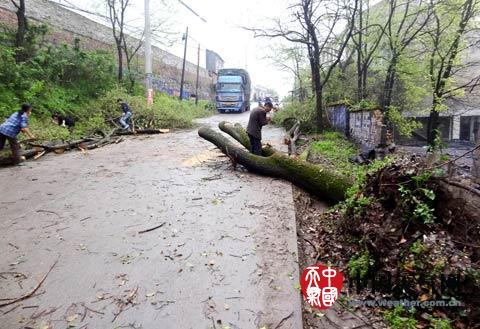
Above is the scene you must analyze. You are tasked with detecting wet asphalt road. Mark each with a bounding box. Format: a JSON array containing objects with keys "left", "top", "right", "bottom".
[{"left": 0, "top": 112, "right": 302, "bottom": 329}]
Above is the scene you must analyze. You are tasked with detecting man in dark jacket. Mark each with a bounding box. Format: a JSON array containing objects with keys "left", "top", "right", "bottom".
[
  {"left": 117, "top": 99, "right": 133, "bottom": 130},
  {"left": 246, "top": 101, "right": 273, "bottom": 155}
]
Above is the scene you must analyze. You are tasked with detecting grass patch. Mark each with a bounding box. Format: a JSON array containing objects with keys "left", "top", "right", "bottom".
[{"left": 309, "top": 131, "right": 358, "bottom": 175}]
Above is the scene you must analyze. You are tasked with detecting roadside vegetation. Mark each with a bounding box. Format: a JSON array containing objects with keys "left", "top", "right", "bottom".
[
  {"left": 0, "top": 20, "right": 213, "bottom": 146},
  {"left": 263, "top": 1, "right": 480, "bottom": 325},
  {"left": 287, "top": 129, "right": 479, "bottom": 327}
]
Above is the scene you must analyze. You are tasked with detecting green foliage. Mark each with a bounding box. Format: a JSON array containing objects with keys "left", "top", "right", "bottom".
[
  {"left": 309, "top": 132, "right": 358, "bottom": 175},
  {"left": 430, "top": 318, "right": 452, "bottom": 329},
  {"left": 427, "top": 129, "right": 448, "bottom": 153},
  {"left": 305, "top": 131, "right": 394, "bottom": 216},
  {"left": 0, "top": 29, "right": 116, "bottom": 120},
  {"left": 27, "top": 117, "right": 71, "bottom": 142},
  {"left": 91, "top": 88, "right": 215, "bottom": 131},
  {"left": 386, "top": 106, "right": 422, "bottom": 138},
  {"left": 272, "top": 100, "right": 316, "bottom": 132},
  {"left": 0, "top": 25, "right": 214, "bottom": 141},
  {"left": 409, "top": 240, "right": 426, "bottom": 256},
  {"left": 384, "top": 306, "right": 417, "bottom": 329},
  {"left": 348, "top": 251, "right": 373, "bottom": 279},
  {"left": 398, "top": 172, "right": 436, "bottom": 224}
]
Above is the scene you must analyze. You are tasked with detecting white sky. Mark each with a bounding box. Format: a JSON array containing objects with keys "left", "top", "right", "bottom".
[{"left": 53, "top": 0, "right": 294, "bottom": 97}]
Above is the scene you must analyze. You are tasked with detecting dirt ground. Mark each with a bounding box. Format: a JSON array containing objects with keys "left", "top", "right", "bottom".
[
  {"left": 293, "top": 188, "right": 387, "bottom": 329},
  {"left": 0, "top": 113, "right": 302, "bottom": 329}
]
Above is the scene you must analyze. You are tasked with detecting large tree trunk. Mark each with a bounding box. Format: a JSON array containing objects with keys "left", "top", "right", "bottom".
[
  {"left": 427, "top": 107, "right": 440, "bottom": 146},
  {"left": 218, "top": 121, "right": 275, "bottom": 156},
  {"left": 310, "top": 52, "right": 323, "bottom": 132},
  {"left": 472, "top": 129, "right": 480, "bottom": 183},
  {"left": 116, "top": 41, "right": 124, "bottom": 81},
  {"left": 12, "top": 0, "right": 28, "bottom": 63},
  {"left": 198, "top": 126, "right": 352, "bottom": 203}
]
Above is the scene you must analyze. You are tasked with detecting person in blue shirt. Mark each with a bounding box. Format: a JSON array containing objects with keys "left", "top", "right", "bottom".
[
  {"left": 0, "top": 104, "right": 35, "bottom": 165},
  {"left": 117, "top": 99, "right": 132, "bottom": 130}
]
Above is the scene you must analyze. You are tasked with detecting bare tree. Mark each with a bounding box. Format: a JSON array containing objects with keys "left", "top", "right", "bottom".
[
  {"left": 266, "top": 45, "right": 307, "bottom": 102},
  {"left": 122, "top": 14, "right": 177, "bottom": 92},
  {"left": 350, "top": 0, "right": 388, "bottom": 101},
  {"left": 426, "top": 0, "right": 480, "bottom": 146},
  {"left": 249, "top": 0, "right": 359, "bottom": 131},
  {"left": 381, "top": 0, "right": 433, "bottom": 112},
  {"left": 10, "top": 0, "right": 28, "bottom": 62},
  {"left": 106, "top": 0, "right": 129, "bottom": 82},
  {"left": 122, "top": 29, "right": 144, "bottom": 92}
]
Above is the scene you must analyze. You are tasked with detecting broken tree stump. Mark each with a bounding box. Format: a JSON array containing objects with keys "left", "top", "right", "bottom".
[{"left": 198, "top": 126, "right": 352, "bottom": 202}]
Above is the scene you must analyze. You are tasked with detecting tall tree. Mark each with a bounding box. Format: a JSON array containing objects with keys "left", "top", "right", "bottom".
[
  {"left": 11, "top": 0, "right": 28, "bottom": 62},
  {"left": 350, "top": 0, "right": 387, "bottom": 101},
  {"left": 376, "top": 0, "right": 433, "bottom": 145},
  {"left": 250, "top": 0, "right": 359, "bottom": 131},
  {"left": 425, "top": 0, "right": 480, "bottom": 146},
  {"left": 381, "top": 0, "right": 433, "bottom": 112},
  {"left": 106, "top": 0, "right": 129, "bottom": 82},
  {"left": 266, "top": 45, "right": 307, "bottom": 102}
]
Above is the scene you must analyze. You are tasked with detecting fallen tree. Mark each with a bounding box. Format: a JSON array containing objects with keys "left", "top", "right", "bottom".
[
  {"left": 0, "top": 128, "right": 169, "bottom": 166},
  {"left": 218, "top": 121, "right": 275, "bottom": 156},
  {"left": 198, "top": 125, "right": 352, "bottom": 202}
]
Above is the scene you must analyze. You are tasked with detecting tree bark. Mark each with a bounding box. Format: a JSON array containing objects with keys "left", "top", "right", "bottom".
[
  {"left": 116, "top": 42, "right": 124, "bottom": 81},
  {"left": 12, "top": 0, "right": 28, "bottom": 63},
  {"left": 198, "top": 126, "right": 352, "bottom": 203},
  {"left": 472, "top": 128, "right": 480, "bottom": 183}
]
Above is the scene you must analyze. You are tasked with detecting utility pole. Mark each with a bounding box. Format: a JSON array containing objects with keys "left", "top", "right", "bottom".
[
  {"left": 195, "top": 43, "right": 200, "bottom": 105},
  {"left": 179, "top": 26, "right": 188, "bottom": 101},
  {"left": 145, "top": 0, "right": 153, "bottom": 105}
]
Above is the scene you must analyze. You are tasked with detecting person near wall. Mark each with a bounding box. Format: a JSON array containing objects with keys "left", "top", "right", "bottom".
[
  {"left": 246, "top": 101, "right": 273, "bottom": 156},
  {"left": 117, "top": 99, "right": 133, "bottom": 130},
  {"left": 52, "top": 113, "right": 75, "bottom": 132},
  {"left": 0, "top": 103, "right": 36, "bottom": 165}
]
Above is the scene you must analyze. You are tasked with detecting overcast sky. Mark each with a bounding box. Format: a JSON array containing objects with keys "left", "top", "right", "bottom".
[{"left": 53, "top": 0, "right": 294, "bottom": 97}]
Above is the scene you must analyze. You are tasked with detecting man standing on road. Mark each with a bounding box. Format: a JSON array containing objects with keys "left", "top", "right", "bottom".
[
  {"left": 246, "top": 101, "right": 273, "bottom": 156},
  {"left": 117, "top": 99, "right": 133, "bottom": 130},
  {"left": 0, "top": 103, "right": 35, "bottom": 165}
]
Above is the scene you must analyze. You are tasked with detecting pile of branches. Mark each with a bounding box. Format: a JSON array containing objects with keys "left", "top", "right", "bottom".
[
  {"left": 308, "top": 157, "right": 479, "bottom": 327},
  {"left": 0, "top": 128, "right": 169, "bottom": 166}
]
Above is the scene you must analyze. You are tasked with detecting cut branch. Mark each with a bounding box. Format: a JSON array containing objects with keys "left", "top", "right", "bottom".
[{"left": 0, "top": 258, "right": 59, "bottom": 308}]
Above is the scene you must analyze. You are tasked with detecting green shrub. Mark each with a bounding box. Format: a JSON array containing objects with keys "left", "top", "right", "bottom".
[
  {"left": 384, "top": 306, "right": 417, "bottom": 329},
  {"left": 0, "top": 27, "right": 214, "bottom": 139},
  {"left": 348, "top": 251, "right": 372, "bottom": 279},
  {"left": 89, "top": 88, "right": 214, "bottom": 130},
  {"left": 272, "top": 99, "right": 316, "bottom": 132}
]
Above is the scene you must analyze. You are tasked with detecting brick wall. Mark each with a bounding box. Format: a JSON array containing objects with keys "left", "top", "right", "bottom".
[{"left": 0, "top": 0, "right": 214, "bottom": 98}]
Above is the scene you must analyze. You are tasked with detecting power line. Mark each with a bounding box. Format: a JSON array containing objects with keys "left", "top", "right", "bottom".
[{"left": 177, "top": 0, "right": 207, "bottom": 23}]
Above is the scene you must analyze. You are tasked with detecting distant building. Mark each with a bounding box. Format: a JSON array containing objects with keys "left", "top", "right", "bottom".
[
  {"left": 206, "top": 49, "right": 224, "bottom": 76},
  {"left": 253, "top": 85, "right": 269, "bottom": 102}
]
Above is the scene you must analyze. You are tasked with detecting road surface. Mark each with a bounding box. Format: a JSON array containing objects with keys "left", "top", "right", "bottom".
[{"left": 0, "top": 112, "right": 302, "bottom": 329}]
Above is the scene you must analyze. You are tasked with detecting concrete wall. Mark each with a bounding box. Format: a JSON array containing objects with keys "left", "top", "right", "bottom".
[
  {"left": 349, "top": 109, "right": 383, "bottom": 148},
  {"left": 327, "top": 104, "right": 383, "bottom": 148},
  {"left": 326, "top": 104, "right": 349, "bottom": 136},
  {"left": 0, "top": 0, "right": 214, "bottom": 98}
]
